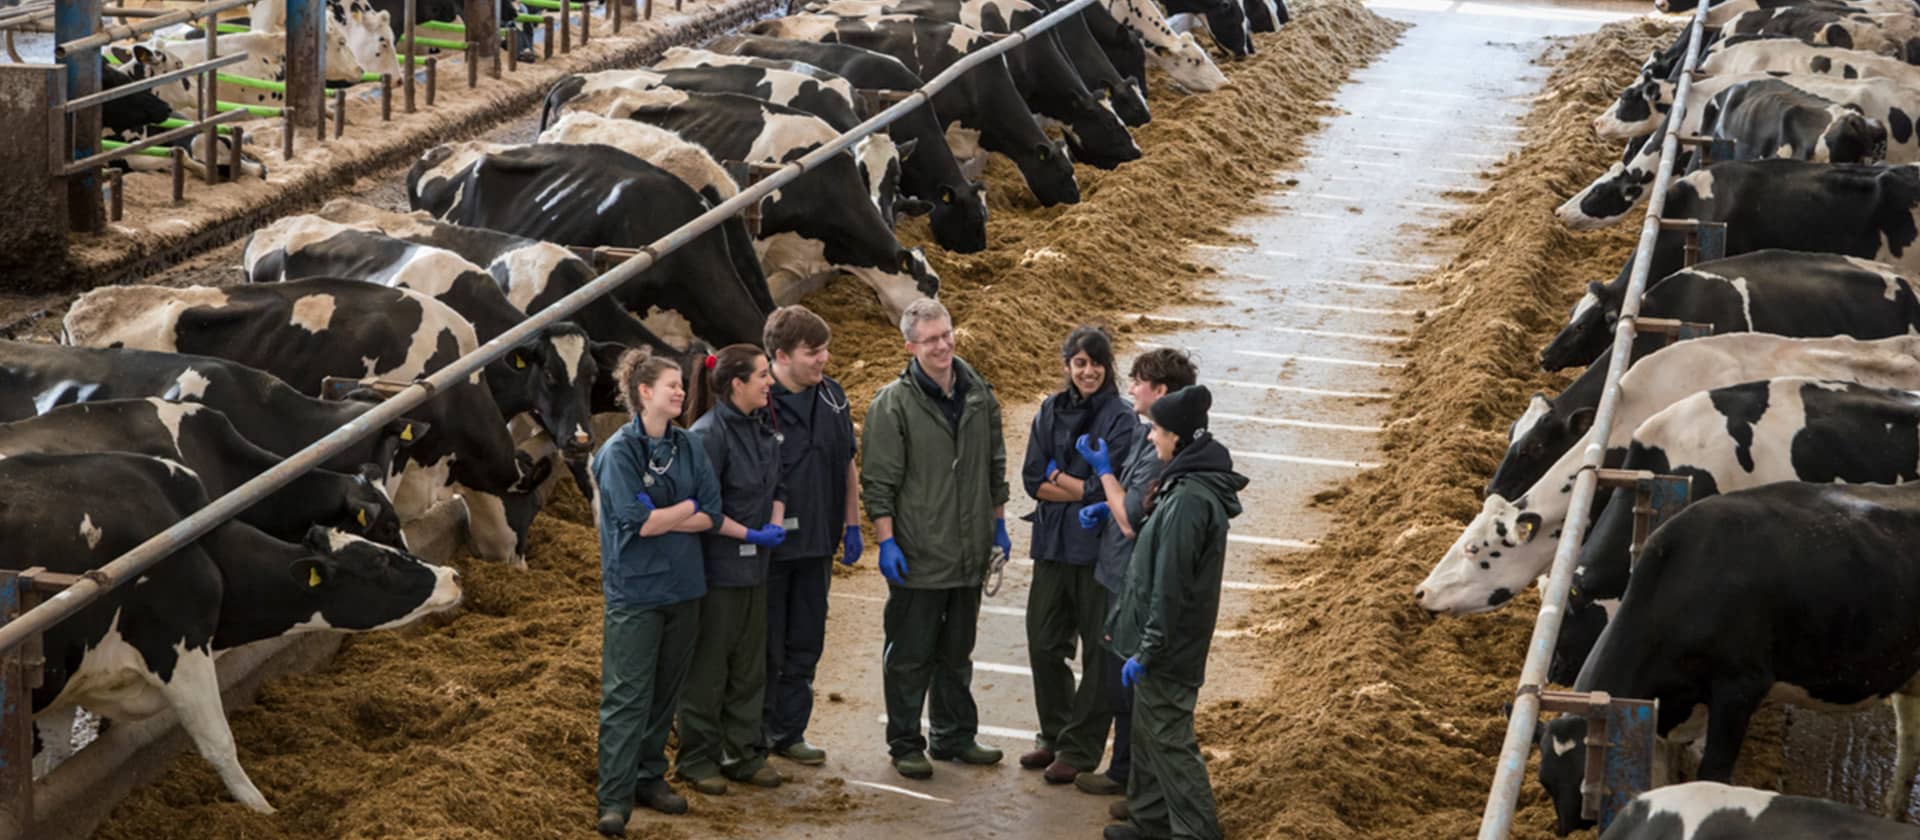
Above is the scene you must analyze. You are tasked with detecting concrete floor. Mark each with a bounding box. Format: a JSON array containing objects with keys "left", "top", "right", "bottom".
[{"left": 623, "top": 1, "right": 1647, "bottom": 837}]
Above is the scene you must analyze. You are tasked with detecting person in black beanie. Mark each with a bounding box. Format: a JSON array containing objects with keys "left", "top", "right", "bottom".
[{"left": 1104, "top": 385, "right": 1247, "bottom": 840}]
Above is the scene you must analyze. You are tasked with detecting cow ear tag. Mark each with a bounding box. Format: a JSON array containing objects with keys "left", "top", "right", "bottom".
[
  {"left": 357, "top": 508, "right": 369, "bottom": 528},
  {"left": 513, "top": 354, "right": 527, "bottom": 369},
  {"left": 308, "top": 567, "right": 323, "bottom": 588},
  {"left": 1515, "top": 519, "right": 1535, "bottom": 542},
  {"left": 400, "top": 423, "right": 414, "bottom": 442}
]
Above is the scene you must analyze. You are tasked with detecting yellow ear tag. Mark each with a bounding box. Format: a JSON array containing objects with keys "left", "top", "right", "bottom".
[
  {"left": 514, "top": 355, "right": 527, "bottom": 369},
  {"left": 400, "top": 424, "right": 414, "bottom": 442},
  {"left": 308, "top": 568, "right": 322, "bottom": 587},
  {"left": 356, "top": 509, "right": 369, "bottom": 527}
]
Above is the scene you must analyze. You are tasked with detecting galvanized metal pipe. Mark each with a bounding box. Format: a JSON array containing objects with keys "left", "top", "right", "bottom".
[
  {"left": 62, "top": 107, "right": 248, "bottom": 174},
  {"left": 60, "top": 52, "right": 245, "bottom": 112},
  {"left": 0, "top": 0, "right": 1099, "bottom": 662},
  {"left": 54, "top": 0, "right": 253, "bottom": 56},
  {"left": 1475, "top": 4, "right": 1712, "bottom": 837}
]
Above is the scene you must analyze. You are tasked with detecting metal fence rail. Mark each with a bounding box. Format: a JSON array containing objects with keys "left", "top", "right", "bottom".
[
  {"left": 1475, "top": 2, "right": 1713, "bottom": 836},
  {"left": 0, "top": 0, "right": 1098, "bottom": 690}
]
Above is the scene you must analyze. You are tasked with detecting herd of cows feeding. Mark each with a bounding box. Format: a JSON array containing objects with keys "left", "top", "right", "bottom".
[
  {"left": 1412, "top": 0, "right": 1920, "bottom": 834},
  {"left": 16, "top": 0, "right": 1299, "bottom": 828}
]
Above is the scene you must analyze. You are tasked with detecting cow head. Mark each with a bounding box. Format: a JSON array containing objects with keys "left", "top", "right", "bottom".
[
  {"left": 1549, "top": 591, "right": 1615, "bottom": 686},
  {"left": 115, "top": 39, "right": 199, "bottom": 112},
  {"left": 849, "top": 249, "right": 940, "bottom": 325},
  {"left": 1597, "top": 72, "right": 1672, "bottom": 141},
  {"left": 1540, "top": 281, "right": 1621, "bottom": 371},
  {"left": 927, "top": 178, "right": 989, "bottom": 254},
  {"left": 495, "top": 324, "right": 598, "bottom": 459},
  {"left": 1150, "top": 31, "right": 1229, "bottom": 92},
  {"left": 100, "top": 62, "right": 174, "bottom": 137},
  {"left": 344, "top": 468, "right": 409, "bottom": 550},
  {"left": 333, "top": 2, "right": 400, "bottom": 80},
  {"left": 1557, "top": 162, "right": 1653, "bottom": 230},
  {"left": 1414, "top": 494, "right": 1551, "bottom": 615},
  {"left": 1537, "top": 715, "right": 1595, "bottom": 836},
  {"left": 1058, "top": 93, "right": 1141, "bottom": 169},
  {"left": 1654, "top": 0, "right": 1699, "bottom": 13},
  {"left": 1489, "top": 393, "right": 1593, "bottom": 497},
  {"left": 854, "top": 133, "right": 908, "bottom": 223},
  {"left": 290, "top": 525, "right": 462, "bottom": 632},
  {"left": 1817, "top": 105, "right": 1889, "bottom": 164},
  {"left": 1015, "top": 139, "right": 1080, "bottom": 207}
]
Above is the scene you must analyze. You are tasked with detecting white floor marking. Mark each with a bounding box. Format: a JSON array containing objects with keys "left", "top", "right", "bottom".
[
  {"left": 1231, "top": 535, "right": 1318, "bottom": 549},
  {"left": 1292, "top": 192, "right": 1461, "bottom": 212},
  {"left": 1268, "top": 324, "right": 1411, "bottom": 344},
  {"left": 1237, "top": 450, "right": 1384, "bottom": 470},
  {"left": 1215, "top": 378, "right": 1393, "bottom": 400},
  {"left": 1193, "top": 243, "right": 1441, "bottom": 272},
  {"left": 1217, "top": 273, "right": 1410, "bottom": 293},
  {"left": 1278, "top": 300, "right": 1423, "bottom": 317},
  {"left": 1234, "top": 348, "right": 1407, "bottom": 368},
  {"left": 847, "top": 781, "right": 955, "bottom": 803},
  {"left": 1208, "top": 410, "right": 1384, "bottom": 433},
  {"left": 1224, "top": 580, "right": 1286, "bottom": 592}
]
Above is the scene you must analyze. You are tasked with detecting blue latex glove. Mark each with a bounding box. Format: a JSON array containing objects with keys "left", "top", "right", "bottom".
[
  {"left": 1076, "top": 434, "right": 1112, "bottom": 478},
  {"left": 745, "top": 523, "right": 787, "bottom": 547},
  {"left": 688, "top": 497, "right": 701, "bottom": 515},
  {"left": 1078, "top": 501, "right": 1110, "bottom": 530},
  {"left": 634, "top": 491, "right": 656, "bottom": 512},
  {"left": 841, "top": 525, "right": 864, "bottom": 566},
  {"left": 1046, "top": 458, "right": 1060, "bottom": 482},
  {"left": 878, "top": 538, "right": 909, "bottom": 585},
  {"left": 993, "top": 518, "right": 1011, "bottom": 563},
  {"left": 1121, "top": 656, "right": 1145, "bottom": 688}
]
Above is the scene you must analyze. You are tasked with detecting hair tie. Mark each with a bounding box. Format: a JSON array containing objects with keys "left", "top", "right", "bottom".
[{"left": 704, "top": 354, "right": 718, "bottom": 371}]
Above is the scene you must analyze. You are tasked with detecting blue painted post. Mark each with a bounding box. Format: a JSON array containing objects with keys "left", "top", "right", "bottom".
[
  {"left": 57, "top": 0, "right": 103, "bottom": 233},
  {"left": 1599, "top": 697, "right": 1659, "bottom": 831},
  {"left": 286, "top": 0, "right": 324, "bottom": 130}
]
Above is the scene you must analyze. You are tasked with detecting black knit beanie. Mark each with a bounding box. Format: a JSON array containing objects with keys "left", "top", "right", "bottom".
[{"left": 1150, "top": 384, "right": 1212, "bottom": 443}]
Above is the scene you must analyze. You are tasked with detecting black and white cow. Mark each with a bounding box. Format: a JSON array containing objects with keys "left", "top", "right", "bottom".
[
  {"left": 1543, "top": 160, "right": 1920, "bottom": 371},
  {"left": 1660, "top": 0, "right": 1920, "bottom": 28},
  {"left": 1034, "top": 0, "right": 1155, "bottom": 124},
  {"left": 406, "top": 140, "right": 775, "bottom": 348},
  {"left": 807, "top": 0, "right": 1151, "bottom": 127},
  {"left": 1537, "top": 479, "right": 1920, "bottom": 833},
  {"left": 1555, "top": 378, "right": 1920, "bottom": 682},
  {"left": 61, "top": 279, "right": 539, "bottom": 566},
  {"left": 1598, "top": 40, "right": 1920, "bottom": 142},
  {"left": 1421, "top": 333, "right": 1920, "bottom": 616},
  {"left": 17, "top": 451, "right": 460, "bottom": 814},
  {"left": 99, "top": 61, "right": 173, "bottom": 139},
  {"left": 0, "top": 340, "right": 422, "bottom": 479},
  {"left": 242, "top": 215, "right": 601, "bottom": 461},
  {"left": 569, "top": 88, "right": 941, "bottom": 320},
  {"left": 538, "top": 65, "right": 915, "bottom": 225},
  {"left": 0, "top": 398, "right": 405, "bottom": 549},
  {"left": 116, "top": 3, "right": 398, "bottom": 110},
  {"left": 1598, "top": 782, "right": 1920, "bottom": 840},
  {"left": 706, "top": 33, "right": 1078, "bottom": 207},
  {"left": 1722, "top": 5, "right": 1920, "bottom": 59},
  {"left": 656, "top": 44, "right": 991, "bottom": 252},
  {"left": 1098, "top": 0, "right": 1228, "bottom": 90},
  {"left": 1080, "top": 3, "right": 1149, "bottom": 104},
  {"left": 1489, "top": 332, "right": 1920, "bottom": 501},
  {"left": 760, "top": 12, "right": 1140, "bottom": 168},
  {"left": 1563, "top": 73, "right": 1911, "bottom": 229}
]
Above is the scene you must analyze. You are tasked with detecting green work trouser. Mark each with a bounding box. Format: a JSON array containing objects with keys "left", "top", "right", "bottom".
[
  {"left": 882, "top": 584, "right": 982, "bottom": 757},
  {"left": 1026, "top": 559, "right": 1112, "bottom": 769},
  {"left": 1128, "top": 673, "right": 1222, "bottom": 840},
  {"left": 597, "top": 599, "right": 700, "bottom": 818},
  {"left": 676, "top": 583, "right": 770, "bottom": 781}
]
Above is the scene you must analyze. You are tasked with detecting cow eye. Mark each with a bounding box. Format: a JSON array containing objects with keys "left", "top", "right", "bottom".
[{"left": 899, "top": 254, "right": 913, "bottom": 272}]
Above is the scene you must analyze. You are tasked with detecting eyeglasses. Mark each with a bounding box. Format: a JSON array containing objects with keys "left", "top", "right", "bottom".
[{"left": 908, "top": 329, "right": 954, "bottom": 347}]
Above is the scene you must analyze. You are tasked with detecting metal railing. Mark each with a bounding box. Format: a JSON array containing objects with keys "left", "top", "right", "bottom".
[
  {"left": 1475, "top": 1, "right": 1713, "bottom": 836},
  {"left": 0, "top": 0, "right": 1096, "bottom": 760}
]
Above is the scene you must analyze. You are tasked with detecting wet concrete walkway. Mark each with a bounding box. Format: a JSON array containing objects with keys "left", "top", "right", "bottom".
[{"left": 627, "top": 1, "right": 1639, "bottom": 836}]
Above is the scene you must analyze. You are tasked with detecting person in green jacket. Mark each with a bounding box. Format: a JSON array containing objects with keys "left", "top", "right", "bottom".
[
  {"left": 861, "top": 297, "right": 1014, "bottom": 780},
  {"left": 591, "top": 347, "right": 723, "bottom": 838},
  {"left": 1105, "top": 385, "right": 1247, "bottom": 840}
]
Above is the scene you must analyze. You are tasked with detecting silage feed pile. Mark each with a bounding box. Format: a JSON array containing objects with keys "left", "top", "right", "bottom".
[
  {"left": 92, "top": 1, "right": 1403, "bottom": 837},
  {"left": 1196, "top": 18, "right": 1689, "bottom": 840}
]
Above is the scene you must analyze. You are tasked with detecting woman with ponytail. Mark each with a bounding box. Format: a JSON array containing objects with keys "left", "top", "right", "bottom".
[
  {"left": 1103, "top": 385, "right": 1247, "bottom": 840},
  {"left": 679, "top": 344, "right": 788, "bottom": 794},
  {"left": 592, "top": 347, "right": 722, "bottom": 837},
  {"left": 1018, "top": 325, "right": 1138, "bottom": 783}
]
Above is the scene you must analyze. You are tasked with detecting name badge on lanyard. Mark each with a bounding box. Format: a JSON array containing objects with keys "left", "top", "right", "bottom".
[
  {"left": 783, "top": 517, "right": 800, "bottom": 531},
  {"left": 739, "top": 543, "right": 758, "bottom": 557}
]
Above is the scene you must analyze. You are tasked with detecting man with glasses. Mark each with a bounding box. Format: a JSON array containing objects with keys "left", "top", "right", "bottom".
[{"left": 860, "top": 297, "right": 1013, "bottom": 779}]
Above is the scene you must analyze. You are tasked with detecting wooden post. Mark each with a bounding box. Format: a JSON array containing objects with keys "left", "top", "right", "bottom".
[
  {"left": 403, "top": 0, "right": 417, "bottom": 113},
  {"left": 611, "top": 0, "right": 620, "bottom": 34},
  {"left": 0, "top": 577, "right": 34, "bottom": 835},
  {"left": 542, "top": 14, "right": 553, "bottom": 59},
  {"left": 579, "top": 0, "right": 588, "bottom": 45},
  {"left": 285, "top": 0, "right": 323, "bottom": 130},
  {"left": 425, "top": 55, "right": 436, "bottom": 106},
  {"left": 380, "top": 72, "right": 392, "bottom": 120},
  {"left": 202, "top": 10, "right": 218, "bottom": 184},
  {"left": 505, "top": 34, "right": 516, "bottom": 72},
  {"left": 491, "top": 33, "right": 502, "bottom": 78},
  {"left": 107, "top": 167, "right": 123, "bottom": 220},
  {"left": 460, "top": 0, "right": 496, "bottom": 80},
  {"left": 559, "top": 0, "right": 570, "bottom": 52},
  {"left": 332, "top": 87, "right": 344, "bottom": 138},
  {"left": 58, "top": 0, "right": 103, "bottom": 233},
  {"left": 465, "top": 41, "right": 477, "bottom": 88},
  {"left": 282, "top": 106, "right": 295, "bottom": 160},
  {"left": 170, "top": 146, "right": 186, "bottom": 203},
  {"left": 229, "top": 126, "right": 244, "bottom": 180}
]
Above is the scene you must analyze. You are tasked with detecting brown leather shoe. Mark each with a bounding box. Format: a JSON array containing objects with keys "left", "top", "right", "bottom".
[
  {"left": 1019, "top": 748, "right": 1055, "bottom": 769},
  {"left": 1043, "top": 759, "right": 1080, "bottom": 784}
]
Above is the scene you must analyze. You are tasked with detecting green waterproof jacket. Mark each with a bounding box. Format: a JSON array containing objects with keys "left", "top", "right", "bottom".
[
  {"left": 1108, "top": 435, "right": 1247, "bottom": 689},
  {"left": 860, "top": 356, "right": 1011, "bottom": 590}
]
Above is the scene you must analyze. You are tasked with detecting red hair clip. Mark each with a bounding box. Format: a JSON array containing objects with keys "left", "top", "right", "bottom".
[{"left": 704, "top": 354, "right": 718, "bottom": 370}]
